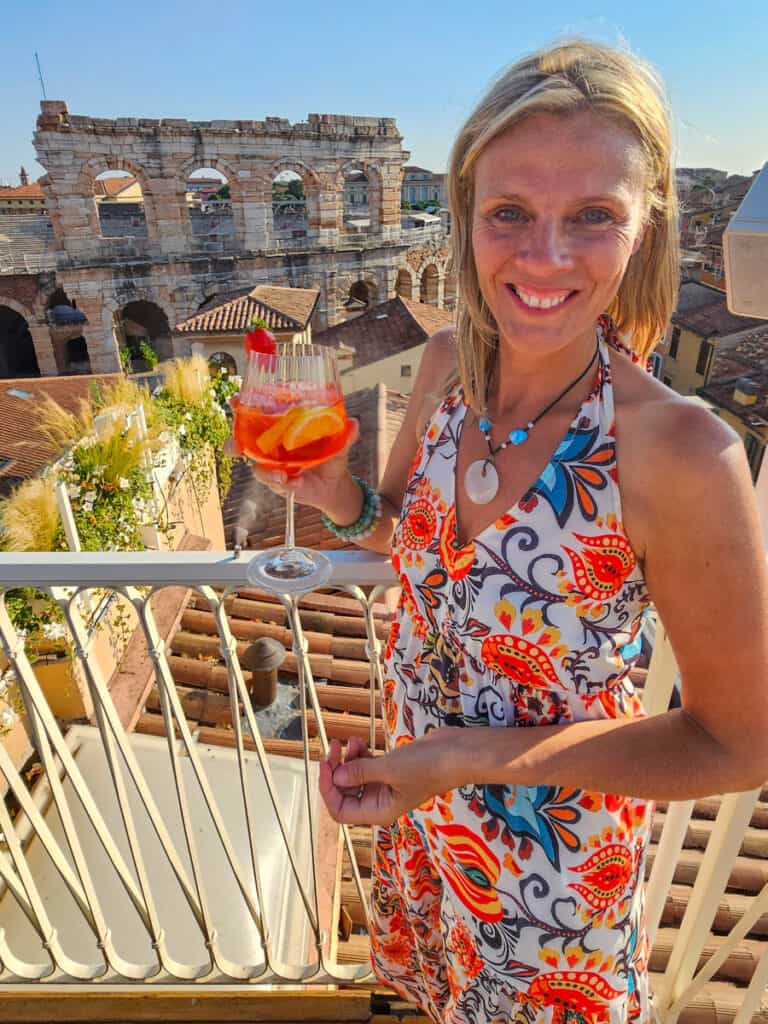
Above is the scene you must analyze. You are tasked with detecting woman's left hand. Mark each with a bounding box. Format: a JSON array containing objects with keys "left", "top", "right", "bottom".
[{"left": 319, "top": 729, "right": 467, "bottom": 826}]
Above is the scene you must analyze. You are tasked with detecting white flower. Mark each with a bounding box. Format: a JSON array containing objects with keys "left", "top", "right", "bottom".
[
  {"left": 0, "top": 670, "right": 15, "bottom": 697},
  {"left": 118, "top": 477, "right": 130, "bottom": 490},
  {"left": 185, "top": 412, "right": 193, "bottom": 420},
  {"left": 232, "top": 375, "right": 242, "bottom": 388},
  {"left": 42, "top": 622, "right": 67, "bottom": 641},
  {"left": 67, "top": 483, "right": 80, "bottom": 499},
  {"left": 84, "top": 491, "right": 97, "bottom": 503},
  {"left": 179, "top": 425, "right": 187, "bottom": 436},
  {"left": 0, "top": 709, "right": 17, "bottom": 729}
]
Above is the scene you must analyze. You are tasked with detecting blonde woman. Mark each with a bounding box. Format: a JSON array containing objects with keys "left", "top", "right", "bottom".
[{"left": 233, "top": 39, "right": 768, "bottom": 1024}]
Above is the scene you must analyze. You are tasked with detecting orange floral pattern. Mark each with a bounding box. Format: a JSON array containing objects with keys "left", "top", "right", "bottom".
[{"left": 370, "top": 320, "right": 654, "bottom": 1024}]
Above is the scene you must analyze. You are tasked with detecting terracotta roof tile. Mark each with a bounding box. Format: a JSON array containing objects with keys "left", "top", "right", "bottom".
[
  {"left": 672, "top": 291, "right": 766, "bottom": 338},
  {"left": 0, "top": 374, "right": 123, "bottom": 494},
  {"left": 175, "top": 285, "right": 319, "bottom": 335},
  {"left": 94, "top": 175, "right": 137, "bottom": 197},
  {"left": 0, "top": 184, "right": 45, "bottom": 199},
  {"left": 314, "top": 296, "right": 454, "bottom": 371}
]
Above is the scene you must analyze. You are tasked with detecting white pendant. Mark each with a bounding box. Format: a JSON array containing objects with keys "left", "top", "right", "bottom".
[{"left": 465, "top": 458, "right": 499, "bottom": 504}]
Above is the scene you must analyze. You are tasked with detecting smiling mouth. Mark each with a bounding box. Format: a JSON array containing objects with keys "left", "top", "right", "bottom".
[{"left": 506, "top": 284, "right": 579, "bottom": 312}]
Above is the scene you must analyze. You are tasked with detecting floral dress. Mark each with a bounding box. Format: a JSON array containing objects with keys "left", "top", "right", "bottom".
[{"left": 371, "top": 317, "right": 654, "bottom": 1024}]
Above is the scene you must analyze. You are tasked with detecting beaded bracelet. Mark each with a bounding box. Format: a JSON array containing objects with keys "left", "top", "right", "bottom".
[{"left": 321, "top": 477, "right": 383, "bottom": 540}]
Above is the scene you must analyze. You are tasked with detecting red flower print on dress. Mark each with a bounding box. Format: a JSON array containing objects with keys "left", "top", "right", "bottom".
[
  {"left": 401, "top": 497, "right": 438, "bottom": 550},
  {"left": 481, "top": 634, "right": 564, "bottom": 691},
  {"left": 562, "top": 531, "right": 635, "bottom": 600},
  {"left": 568, "top": 843, "right": 633, "bottom": 910},
  {"left": 438, "top": 507, "right": 475, "bottom": 580},
  {"left": 428, "top": 822, "right": 503, "bottom": 922},
  {"left": 524, "top": 969, "right": 624, "bottom": 1024}
]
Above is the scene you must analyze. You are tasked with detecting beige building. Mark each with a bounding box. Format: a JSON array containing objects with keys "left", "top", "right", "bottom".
[
  {"left": 174, "top": 284, "right": 319, "bottom": 377},
  {"left": 660, "top": 281, "right": 767, "bottom": 396},
  {"left": 0, "top": 183, "right": 46, "bottom": 215},
  {"left": 698, "top": 327, "right": 768, "bottom": 481},
  {"left": 314, "top": 295, "right": 453, "bottom": 394}
]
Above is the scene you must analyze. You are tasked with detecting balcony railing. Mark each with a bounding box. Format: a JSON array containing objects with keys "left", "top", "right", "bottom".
[{"left": 0, "top": 550, "right": 766, "bottom": 1022}]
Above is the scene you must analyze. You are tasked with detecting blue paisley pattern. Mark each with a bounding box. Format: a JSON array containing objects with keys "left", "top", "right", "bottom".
[{"left": 370, "top": 317, "right": 655, "bottom": 1024}]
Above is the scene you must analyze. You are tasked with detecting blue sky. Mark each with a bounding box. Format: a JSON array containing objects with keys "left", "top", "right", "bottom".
[{"left": 1, "top": 0, "right": 766, "bottom": 185}]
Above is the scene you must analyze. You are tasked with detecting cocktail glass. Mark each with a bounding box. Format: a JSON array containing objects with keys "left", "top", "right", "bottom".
[{"left": 234, "top": 343, "right": 352, "bottom": 593}]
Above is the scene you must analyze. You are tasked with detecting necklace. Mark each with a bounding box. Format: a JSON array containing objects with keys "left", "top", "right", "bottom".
[{"left": 464, "top": 341, "right": 600, "bottom": 505}]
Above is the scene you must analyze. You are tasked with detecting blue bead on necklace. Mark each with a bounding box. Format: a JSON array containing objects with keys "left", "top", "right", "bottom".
[{"left": 464, "top": 341, "right": 600, "bottom": 506}]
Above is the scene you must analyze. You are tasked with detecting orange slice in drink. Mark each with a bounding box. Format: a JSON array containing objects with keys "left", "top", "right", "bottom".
[
  {"left": 255, "top": 406, "right": 304, "bottom": 456},
  {"left": 282, "top": 405, "right": 345, "bottom": 451}
]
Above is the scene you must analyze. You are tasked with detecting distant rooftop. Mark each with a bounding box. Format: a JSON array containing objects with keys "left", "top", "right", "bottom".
[
  {"left": 672, "top": 282, "right": 767, "bottom": 338},
  {"left": 175, "top": 285, "right": 320, "bottom": 335},
  {"left": 314, "top": 296, "right": 454, "bottom": 371}
]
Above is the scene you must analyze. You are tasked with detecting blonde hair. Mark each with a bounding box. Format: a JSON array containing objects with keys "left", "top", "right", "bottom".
[{"left": 448, "top": 38, "right": 679, "bottom": 410}]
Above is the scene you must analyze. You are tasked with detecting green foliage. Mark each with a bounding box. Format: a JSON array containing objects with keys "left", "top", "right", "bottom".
[
  {"left": 154, "top": 367, "right": 236, "bottom": 502},
  {"left": 138, "top": 339, "right": 159, "bottom": 369},
  {"left": 120, "top": 347, "right": 132, "bottom": 372}
]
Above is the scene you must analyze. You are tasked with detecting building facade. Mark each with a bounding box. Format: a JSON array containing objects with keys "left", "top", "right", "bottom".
[{"left": 0, "top": 101, "right": 453, "bottom": 378}]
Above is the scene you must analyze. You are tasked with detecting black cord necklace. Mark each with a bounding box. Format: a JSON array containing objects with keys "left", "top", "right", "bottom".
[{"left": 464, "top": 341, "right": 600, "bottom": 505}]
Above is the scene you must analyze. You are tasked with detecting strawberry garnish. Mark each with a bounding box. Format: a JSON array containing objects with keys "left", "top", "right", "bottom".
[{"left": 245, "top": 317, "right": 277, "bottom": 354}]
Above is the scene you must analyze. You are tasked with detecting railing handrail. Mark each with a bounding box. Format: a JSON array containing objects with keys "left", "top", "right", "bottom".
[{"left": 0, "top": 549, "right": 395, "bottom": 588}]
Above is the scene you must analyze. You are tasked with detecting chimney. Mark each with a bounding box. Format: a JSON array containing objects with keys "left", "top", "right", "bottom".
[
  {"left": 240, "top": 636, "right": 286, "bottom": 708},
  {"left": 733, "top": 377, "right": 760, "bottom": 406},
  {"left": 19, "top": 166, "right": 28, "bottom": 187}
]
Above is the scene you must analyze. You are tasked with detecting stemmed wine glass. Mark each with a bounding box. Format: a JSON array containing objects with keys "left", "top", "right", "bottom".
[{"left": 234, "top": 342, "right": 352, "bottom": 594}]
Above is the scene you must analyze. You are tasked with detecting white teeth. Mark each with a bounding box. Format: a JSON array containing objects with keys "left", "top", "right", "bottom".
[{"left": 514, "top": 287, "right": 571, "bottom": 309}]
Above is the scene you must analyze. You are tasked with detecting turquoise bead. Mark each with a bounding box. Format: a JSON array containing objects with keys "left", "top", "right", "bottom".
[
  {"left": 479, "top": 416, "right": 492, "bottom": 433},
  {"left": 509, "top": 428, "right": 528, "bottom": 445}
]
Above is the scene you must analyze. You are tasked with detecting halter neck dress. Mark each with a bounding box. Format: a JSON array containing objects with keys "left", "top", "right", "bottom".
[{"left": 371, "top": 317, "right": 654, "bottom": 1024}]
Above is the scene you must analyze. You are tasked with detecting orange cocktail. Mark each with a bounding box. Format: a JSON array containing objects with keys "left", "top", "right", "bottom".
[{"left": 234, "top": 390, "right": 352, "bottom": 477}]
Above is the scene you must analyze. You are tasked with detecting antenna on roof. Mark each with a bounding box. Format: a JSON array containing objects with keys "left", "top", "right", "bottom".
[{"left": 34, "top": 52, "right": 47, "bottom": 100}]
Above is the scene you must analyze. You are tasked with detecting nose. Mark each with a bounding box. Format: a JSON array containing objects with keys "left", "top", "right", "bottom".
[{"left": 516, "top": 217, "right": 575, "bottom": 272}]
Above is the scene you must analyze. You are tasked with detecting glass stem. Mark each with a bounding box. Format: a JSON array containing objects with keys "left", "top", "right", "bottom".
[{"left": 285, "top": 492, "right": 296, "bottom": 550}]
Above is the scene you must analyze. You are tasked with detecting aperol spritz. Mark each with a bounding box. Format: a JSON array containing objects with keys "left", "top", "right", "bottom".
[{"left": 235, "top": 340, "right": 352, "bottom": 591}]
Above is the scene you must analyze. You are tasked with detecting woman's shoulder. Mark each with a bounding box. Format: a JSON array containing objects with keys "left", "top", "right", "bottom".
[
  {"left": 610, "top": 348, "right": 746, "bottom": 558},
  {"left": 611, "top": 349, "right": 739, "bottom": 460},
  {"left": 412, "top": 327, "right": 459, "bottom": 438}
]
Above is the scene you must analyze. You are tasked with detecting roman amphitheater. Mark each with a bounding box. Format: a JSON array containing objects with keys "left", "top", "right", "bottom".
[{"left": 0, "top": 100, "right": 453, "bottom": 376}]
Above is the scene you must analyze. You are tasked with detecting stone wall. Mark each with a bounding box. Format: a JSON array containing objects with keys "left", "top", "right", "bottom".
[{"left": 1, "top": 101, "right": 453, "bottom": 377}]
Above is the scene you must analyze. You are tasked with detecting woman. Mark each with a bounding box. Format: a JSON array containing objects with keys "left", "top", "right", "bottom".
[{"left": 232, "top": 39, "right": 768, "bottom": 1024}]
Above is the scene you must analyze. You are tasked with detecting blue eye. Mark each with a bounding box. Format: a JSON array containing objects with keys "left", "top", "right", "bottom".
[
  {"left": 580, "top": 208, "right": 613, "bottom": 224},
  {"left": 494, "top": 207, "right": 527, "bottom": 223}
]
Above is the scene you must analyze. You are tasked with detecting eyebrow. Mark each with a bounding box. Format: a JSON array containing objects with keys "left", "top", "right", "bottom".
[{"left": 479, "top": 191, "right": 630, "bottom": 206}]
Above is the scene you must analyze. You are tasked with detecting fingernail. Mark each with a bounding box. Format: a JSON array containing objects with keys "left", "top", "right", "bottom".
[{"left": 333, "top": 766, "right": 349, "bottom": 786}]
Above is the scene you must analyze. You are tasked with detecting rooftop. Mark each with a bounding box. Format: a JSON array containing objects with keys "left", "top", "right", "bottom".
[
  {"left": 175, "top": 285, "right": 320, "bottom": 335},
  {"left": 699, "top": 326, "right": 768, "bottom": 430},
  {"left": 672, "top": 283, "right": 767, "bottom": 338},
  {"left": 314, "top": 296, "right": 454, "bottom": 370},
  {"left": 0, "top": 373, "right": 123, "bottom": 494},
  {"left": 0, "top": 183, "right": 46, "bottom": 200}
]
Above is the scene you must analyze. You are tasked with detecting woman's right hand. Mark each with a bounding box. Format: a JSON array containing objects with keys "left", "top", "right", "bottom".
[{"left": 222, "top": 413, "right": 362, "bottom": 519}]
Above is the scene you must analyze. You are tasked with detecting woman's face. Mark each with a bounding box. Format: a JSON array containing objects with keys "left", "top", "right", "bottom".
[{"left": 471, "top": 109, "right": 650, "bottom": 359}]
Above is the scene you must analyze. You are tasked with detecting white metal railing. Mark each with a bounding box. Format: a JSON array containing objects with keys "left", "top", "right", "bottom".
[
  {"left": 0, "top": 550, "right": 765, "bottom": 1019},
  {"left": 0, "top": 551, "right": 391, "bottom": 986}
]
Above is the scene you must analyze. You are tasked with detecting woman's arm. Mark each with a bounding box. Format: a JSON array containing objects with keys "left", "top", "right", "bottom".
[
  {"left": 306, "top": 328, "right": 458, "bottom": 554},
  {"left": 323, "top": 401, "right": 768, "bottom": 824}
]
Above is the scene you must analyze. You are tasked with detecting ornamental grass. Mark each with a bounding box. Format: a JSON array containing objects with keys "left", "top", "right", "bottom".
[
  {"left": 162, "top": 354, "right": 209, "bottom": 405},
  {"left": 0, "top": 478, "right": 60, "bottom": 553}
]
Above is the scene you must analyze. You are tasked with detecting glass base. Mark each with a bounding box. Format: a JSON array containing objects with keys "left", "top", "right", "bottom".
[{"left": 246, "top": 547, "right": 333, "bottom": 595}]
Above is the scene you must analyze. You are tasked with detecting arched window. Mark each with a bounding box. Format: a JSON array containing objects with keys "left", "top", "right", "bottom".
[
  {"left": 420, "top": 265, "right": 439, "bottom": 306},
  {"left": 94, "top": 170, "right": 146, "bottom": 238},
  {"left": 114, "top": 300, "right": 173, "bottom": 368},
  {"left": 272, "top": 171, "right": 307, "bottom": 237},
  {"left": 395, "top": 269, "right": 413, "bottom": 300},
  {"left": 187, "top": 167, "right": 233, "bottom": 251},
  {"left": 343, "top": 169, "right": 369, "bottom": 230},
  {"left": 208, "top": 351, "right": 237, "bottom": 377},
  {"left": 0, "top": 305, "right": 40, "bottom": 378}
]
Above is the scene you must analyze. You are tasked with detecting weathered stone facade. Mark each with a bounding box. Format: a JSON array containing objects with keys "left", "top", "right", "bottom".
[{"left": 2, "top": 100, "right": 454, "bottom": 376}]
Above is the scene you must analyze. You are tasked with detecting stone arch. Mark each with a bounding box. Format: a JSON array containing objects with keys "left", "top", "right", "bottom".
[
  {"left": 103, "top": 289, "right": 174, "bottom": 364},
  {"left": 395, "top": 266, "right": 417, "bottom": 300},
  {"left": 338, "top": 160, "right": 383, "bottom": 231},
  {"left": 176, "top": 155, "right": 246, "bottom": 250},
  {"left": 0, "top": 297, "right": 42, "bottom": 378},
  {"left": 79, "top": 156, "right": 158, "bottom": 242},
  {"left": 269, "top": 160, "right": 321, "bottom": 239},
  {"left": 419, "top": 263, "right": 440, "bottom": 306}
]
